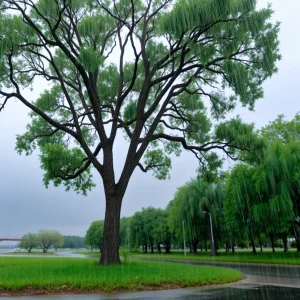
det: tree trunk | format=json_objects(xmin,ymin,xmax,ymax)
[
  {"xmin": 204, "ymin": 239, "xmax": 207, "ymax": 251},
  {"xmin": 99, "ymin": 194, "xmax": 122, "ymax": 265},
  {"xmin": 157, "ymin": 243, "xmax": 161, "ymax": 253},
  {"xmin": 270, "ymin": 233, "xmax": 275, "ymax": 252},
  {"xmin": 151, "ymin": 243, "xmax": 154, "ymax": 254},
  {"xmin": 293, "ymin": 223, "xmax": 300, "ymax": 251},
  {"xmin": 251, "ymin": 239, "xmax": 256, "ymax": 254},
  {"xmin": 191, "ymin": 239, "xmax": 198, "ymax": 253},
  {"xmin": 231, "ymin": 242, "xmax": 235, "ymax": 253},
  {"xmin": 282, "ymin": 233, "xmax": 288, "ymax": 252},
  {"xmin": 258, "ymin": 236, "xmax": 263, "ymax": 251},
  {"xmin": 225, "ymin": 241, "xmax": 229, "ymax": 252}
]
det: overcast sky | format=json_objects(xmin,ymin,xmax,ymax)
[{"xmin": 0, "ymin": 0, "xmax": 299, "ymax": 239}]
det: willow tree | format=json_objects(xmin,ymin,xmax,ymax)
[
  {"xmin": 169, "ymin": 178, "xmax": 224, "ymax": 255},
  {"xmin": 254, "ymin": 141, "xmax": 300, "ymax": 251},
  {"xmin": 224, "ymin": 164, "xmax": 259, "ymax": 253},
  {"xmin": 185, "ymin": 178, "xmax": 224, "ymax": 255},
  {"xmin": 0, "ymin": 0, "xmax": 280, "ymax": 264}
]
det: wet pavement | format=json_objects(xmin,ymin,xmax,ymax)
[{"xmin": 1, "ymin": 285, "xmax": 300, "ymax": 299}]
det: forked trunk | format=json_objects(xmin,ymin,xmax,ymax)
[{"xmin": 99, "ymin": 194, "xmax": 122, "ymax": 265}]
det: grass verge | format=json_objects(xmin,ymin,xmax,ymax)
[
  {"xmin": 132, "ymin": 249, "xmax": 300, "ymax": 265},
  {"xmin": 0, "ymin": 257, "xmax": 242, "ymax": 296}
]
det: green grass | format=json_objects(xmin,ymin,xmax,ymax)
[
  {"xmin": 0, "ymin": 257, "xmax": 242, "ymax": 294},
  {"xmin": 132, "ymin": 248, "xmax": 300, "ymax": 265}
]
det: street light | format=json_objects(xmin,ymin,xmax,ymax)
[
  {"xmin": 182, "ymin": 221, "xmax": 186, "ymax": 256},
  {"xmin": 203, "ymin": 211, "xmax": 215, "ymax": 253}
]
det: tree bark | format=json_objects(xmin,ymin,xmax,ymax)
[
  {"xmin": 282, "ymin": 233, "xmax": 288, "ymax": 252},
  {"xmin": 99, "ymin": 193, "xmax": 122, "ymax": 265},
  {"xmin": 157, "ymin": 243, "xmax": 161, "ymax": 253},
  {"xmin": 191, "ymin": 239, "xmax": 198, "ymax": 253},
  {"xmin": 251, "ymin": 239, "xmax": 256, "ymax": 254},
  {"xmin": 225, "ymin": 241, "xmax": 229, "ymax": 252},
  {"xmin": 270, "ymin": 233, "xmax": 275, "ymax": 253},
  {"xmin": 258, "ymin": 236, "xmax": 263, "ymax": 251},
  {"xmin": 231, "ymin": 241, "xmax": 235, "ymax": 253},
  {"xmin": 293, "ymin": 223, "xmax": 300, "ymax": 252}
]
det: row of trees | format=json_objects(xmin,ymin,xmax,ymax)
[
  {"xmin": 20, "ymin": 231, "xmax": 85, "ymax": 252},
  {"xmin": 20, "ymin": 230, "xmax": 64, "ymax": 253},
  {"xmin": 85, "ymin": 114, "xmax": 300, "ymax": 255},
  {"xmin": 85, "ymin": 207, "xmax": 172, "ymax": 253}
]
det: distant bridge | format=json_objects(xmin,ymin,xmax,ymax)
[{"xmin": 0, "ymin": 238, "xmax": 22, "ymax": 242}]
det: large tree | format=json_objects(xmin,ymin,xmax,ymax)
[
  {"xmin": 19, "ymin": 232, "xmax": 38, "ymax": 253},
  {"xmin": 36, "ymin": 229, "xmax": 64, "ymax": 253},
  {"xmin": 0, "ymin": 0, "xmax": 280, "ymax": 264}
]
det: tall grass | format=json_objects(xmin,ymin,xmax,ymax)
[{"xmin": 0, "ymin": 257, "xmax": 241, "ymax": 293}]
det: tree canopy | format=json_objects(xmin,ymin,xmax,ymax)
[
  {"xmin": 19, "ymin": 232, "xmax": 38, "ymax": 253},
  {"xmin": 36, "ymin": 229, "xmax": 64, "ymax": 253},
  {"xmin": 0, "ymin": 0, "xmax": 280, "ymax": 264}
]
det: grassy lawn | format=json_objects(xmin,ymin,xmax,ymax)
[
  {"xmin": 0, "ymin": 257, "xmax": 241, "ymax": 294},
  {"xmin": 131, "ymin": 248, "xmax": 300, "ymax": 265}
]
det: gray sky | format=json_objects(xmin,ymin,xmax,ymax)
[{"xmin": 0, "ymin": 0, "xmax": 299, "ymax": 239}]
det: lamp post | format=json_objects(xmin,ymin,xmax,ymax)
[
  {"xmin": 203, "ymin": 211, "xmax": 215, "ymax": 255},
  {"xmin": 182, "ymin": 221, "xmax": 186, "ymax": 256}
]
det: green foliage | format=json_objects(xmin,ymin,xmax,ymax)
[
  {"xmin": 63, "ymin": 236, "xmax": 85, "ymax": 249},
  {"xmin": 144, "ymin": 149, "xmax": 171, "ymax": 179},
  {"xmin": 40, "ymin": 144, "xmax": 95, "ymax": 195},
  {"xmin": 261, "ymin": 113, "xmax": 300, "ymax": 143},
  {"xmin": 19, "ymin": 233, "xmax": 38, "ymax": 253},
  {"xmin": 36, "ymin": 229, "xmax": 64, "ymax": 253},
  {"xmin": 0, "ymin": 0, "xmax": 280, "ymax": 198},
  {"xmin": 168, "ymin": 177, "xmax": 225, "ymax": 252},
  {"xmin": 85, "ymin": 220, "xmax": 104, "ymax": 249},
  {"xmin": 78, "ymin": 47, "xmax": 104, "ymax": 72},
  {"xmin": 130, "ymin": 207, "xmax": 172, "ymax": 252}
]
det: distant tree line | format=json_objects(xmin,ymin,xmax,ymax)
[
  {"xmin": 63, "ymin": 235, "xmax": 85, "ymax": 249},
  {"xmin": 85, "ymin": 113, "xmax": 300, "ymax": 255},
  {"xmin": 19, "ymin": 231, "xmax": 86, "ymax": 253}
]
